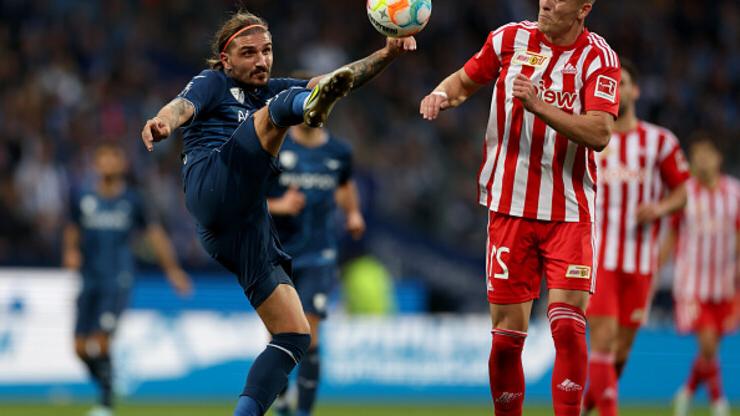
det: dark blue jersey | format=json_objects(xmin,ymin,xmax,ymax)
[
  {"xmin": 69, "ymin": 187, "xmax": 148, "ymax": 284},
  {"xmin": 269, "ymin": 133, "xmax": 353, "ymax": 268},
  {"xmin": 178, "ymin": 69, "xmax": 308, "ymax": 155}
]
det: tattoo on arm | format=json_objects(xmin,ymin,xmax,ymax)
[
  {"xmin": 159, "ymin": 98, "xmax": 195, "ymax": 130},
  {"xmin": 346, "ymin": 49, "xmax": 395, "ymax": 90}
]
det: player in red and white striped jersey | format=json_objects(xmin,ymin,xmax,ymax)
[
  {"xmin": 420, "ymin": 1, "xmax": 619, "ymax": 414},
  {"xmin": 659, "ymin": 137, "xmax": 739, "ymax": 416},
  {"xmin": 582, "ymin": 61, "xmax": 690, "ymax": 416}
]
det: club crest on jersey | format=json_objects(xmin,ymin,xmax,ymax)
[
  {"xmin": 279, "ymin": 151, "xmax": 298, "ymax": 170},
  {"xmin": 594, "ymin": 75, "xmax": 617, "ymax": 103},
  {"xmin": 565, "ymin": 265, "xmax": 591, "ymax": 279},
  {"xmin": 230, "ymin": 87, "xmax": 245, "ymax": 104},
  {"xmin": 512, "ymin": 50, "xmax": 550, "ymax": 68}
]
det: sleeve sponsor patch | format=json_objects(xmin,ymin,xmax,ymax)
[{"xmin": 594, "ymin": 75, "xmax": 617, "ymax": 103}]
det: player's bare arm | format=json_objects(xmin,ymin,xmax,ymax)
[
  {"xmin": 636, "ymin": 183, "xmax": 687, "ymax": 224},
  {"xmin": 146, "ymin": 224, "xmax": 192, "ymax": 296},
  {"xmin": 420, "ymin": 69, "xmax": 483, "ymax": 120},
  {"xmin": 512, "ymin": 73, "xmax": 613, "ymax": 151},
  {"xmin": 267, "ymin": 186, "xmax": 306, "ymax": 216},
  {"xmin": 336, "ymin": 180, "xmax": 366, "ymax": 240},
  {"xmin": 62, "ymin": 223, "xmax": 82, "ymax": 270},
  {"xmin": 306, "ymin": 37, "xmax": 416, "ymax": 90},
  {"xmin": 141, "ymin": 98, "xmax": 195, "ymax": 151}
]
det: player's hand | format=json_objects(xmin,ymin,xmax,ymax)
[
  {"xmin": 274, "ymin": 187, "xmax": 306, "ymax": 216},
  {"xmin": 636, "ymin": 203, "xmax": 663, "ymax": 224},
  {"xmin": 420, "ymin": 91, "xmax": 450, "ymax": 120},
  {"xmin": 166, "ymin": 267, "xmax": 193, "ymax": 297},
  {"xmin": 63, "ymin": 249, "xmax": 82, "ymax": 270},
  {"xmin": 512, "ymin": 74, "xmax": 542, "ymax": 113},
  {"xmin": 385, "ymin": 36, "xmax": 417, "ymax": 56},
  {"xmin": 346, "ymin": 211, "xmax": 366, "ymax": 240},
  {"xmin": 141, "ymin": 117, "xmax": 171, "ymax": 152}
]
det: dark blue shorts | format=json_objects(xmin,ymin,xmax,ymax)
[
  {"xmin": 293, "ymin": 264, "xmax": 337, "ymax": 319},
  {"xmin": 183, "ymin": 115, "xmax": 292, "ymax": 308},
  {"xmin": 75, "ymin": 283, "xmax": 130, "ymax": 336}
]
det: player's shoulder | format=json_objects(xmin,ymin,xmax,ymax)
[
  {"xmin": 722, "ymin": 175, "xmax": 740, "ymax": 195},
  {"xmin": 490, "ymin": 20, "xmax": 536, "ymax": 37},
  {"xmin": 639, "ymin": 120, "xmax": 679, "ymax": 142},
  {"xmin": 326, "ymin": 134, "xmax": 353, "ymax": 158},
  {"xmin": 585, "ymin": 30, "xmax": 620, "ymax": 69}
]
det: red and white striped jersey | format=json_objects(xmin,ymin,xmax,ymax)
[
  {"xmin": 595, "ymin": 121, "xmax": 690, "ymax": 274},
  {"xmin": 673, "ymin": 176, "xmax": 740, "ymax": 302},
  {"xmin": 465, "ymin": 21, "xmax": 620, "ymax": 223}
]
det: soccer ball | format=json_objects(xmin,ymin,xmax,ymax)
[{"xmin": 367, "ymin": 0, "xmax": 432, "ymax": 38}]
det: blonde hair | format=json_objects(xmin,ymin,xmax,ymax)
[{"xmin": 208, "ymin": 10, "xmax": 269, "ymax": 69}]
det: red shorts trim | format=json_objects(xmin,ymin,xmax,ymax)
[
  {"xmin": 485, "ymin": 211, "xmax": 594, "ymax": 304},
  {"xmin": 586, "ymin": 269, "xmax": 653, "ymax": 328},
  {"xmin": 675, "ymin": 299, "xmax": 734, "ymax": 335}
]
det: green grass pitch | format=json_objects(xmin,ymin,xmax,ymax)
[{"xmin": 0, "ymin": 403, "xmax": 728, "ymax": 416}]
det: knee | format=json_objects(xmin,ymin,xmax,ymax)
[
  {"xmin": 74, "ymin": 339, "xmax": 88, "ymax": 360},
  {"xmin": 271, "ymin": 332, "xmax": 312, "ymax": 363},
  {"xmin": 589, "ymin": 322, "xmax": 617, "ymax": 353}
]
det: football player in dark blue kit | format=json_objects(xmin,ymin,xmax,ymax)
[
  {"xmin": 139, "ymin": 10, "xmax": 414, "ymax": 416},
  {"xmin": 268, "ymin": 124, "xmax": 365, "ymax": 416},
  {"xmin": 63, "ymin": 143, "xmax": 191, "ymax": 416}
]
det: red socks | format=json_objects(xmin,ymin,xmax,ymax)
[
  {"xmin": 687, "ymin": 357, "xmax": 723, "ymax": 402},
  {"xmin": 489, "ymin": 328, "xmax": 527, "ymax": 416},
  {"xmin": 548, "ymin": 303, "xmax": 588, "ymax": 416},
  {"xmin": 584, "ymin": 352, "xmax": 618, "ymax": 416}
]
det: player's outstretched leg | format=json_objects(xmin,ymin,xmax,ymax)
[
  {"xmin": 234, "ymin": 284, "xmax": 311, "ymax": 416},
  {"xmin": 302, "ymin": 67, "xmax": 354, "ymax": 128}
]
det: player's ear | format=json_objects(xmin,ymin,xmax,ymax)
[
  {"xmin": 633, "ymin": 84, "xmax": 641, "ymax": 101},
  {"xmin": 220, "ymin": 51, "xmax": 231, "ymax": 71},
  {"xmin": 577, "ymin": 2, "xmax": 592, "ymax": 20}
]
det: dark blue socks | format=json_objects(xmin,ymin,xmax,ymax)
[
  {"xmin": 234, "ymin": 332, "xmax": 311, "ymax": 416},
  {"xmin": 82, "ymin": 354, "xmax": 113, "ymax": 408},
  {"xmin": 268, "ymin": 87, "xmax": 311, "ymax": 128},
  {"xmin": 297, "ymin": 347, "xmax": 321, "ymax": 415}
]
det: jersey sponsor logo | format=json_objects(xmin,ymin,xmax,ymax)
[
  {"xmin": 565, "ymin": 265, "xmax": 591, "ymax": 279},
  {"xmin": 512, "ymin": 50, "xmax": 550, "ymax": 68},
  {"xmin": 279, "ymin": 173, "xmax": 338, "ymax": 190},
  {"xmin": 237, "ymin": 110, "xmax": 250, "ymax": 123},
  {"xmin": 230, "ymin": 87, "xmax": 245, "ymax": 104},
  {"xmin": 594, "ymin": 75, "xmax": 617, "ymax": 103},
  {"xmin": 599, "ymin": 167, "xmax": 648, "ymax": 183},
  {"xmin": 535, "ymin": 81, "xmax": 578, "ymax": 111}
]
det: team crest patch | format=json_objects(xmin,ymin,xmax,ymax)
[
  {"xmin": 512, "ymin": 50, "xmax": 550, "ymax": 68},
  {"xmin": 565, "ymin": 265, "xmax": 591, "ymax": 279},
  {"xmin": 594, "ymin": 75, "xmax": 617, "ymax": 103},
  {"xmin": 230, "ymin": 87, "xmax": 245, "ymax": 104}
]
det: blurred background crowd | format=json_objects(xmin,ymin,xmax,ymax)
[{"xmin": 0, "ymin": 0, "xmax": 737, "ymax": 311}]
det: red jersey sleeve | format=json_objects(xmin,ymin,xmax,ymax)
[
  {"xmin": 463, "ymin": 31, "xmax": 501, "ymax": 85},
  {"xmin": 583, "ymin": 58, "xmax": 621, "ymax": 118},
  {"xmin": 658, "ymin": 131, "xmax": 691, "ymax": 189}
]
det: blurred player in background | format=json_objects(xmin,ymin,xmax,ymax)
[
  {"xmin": 140, "ymin": 9, "xmax": 414, "ymax": 416},
  {"xmin": 582, "ymin": 61, "xmax": 689, "ymax": 416},
  {"xmin": 658, "ymin": 136, "xmax": 739, "ymax": 416},
  {"xmin": 420, "ymin": 0, "xmax": 619, "ymax": 414},
  {"xmin": 63, "ymin": 143, "xmax": 191, "ymax": 416},
  {"xmin": 268, "ymin": 124, "xmax": 365, "ymax": 416}
]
